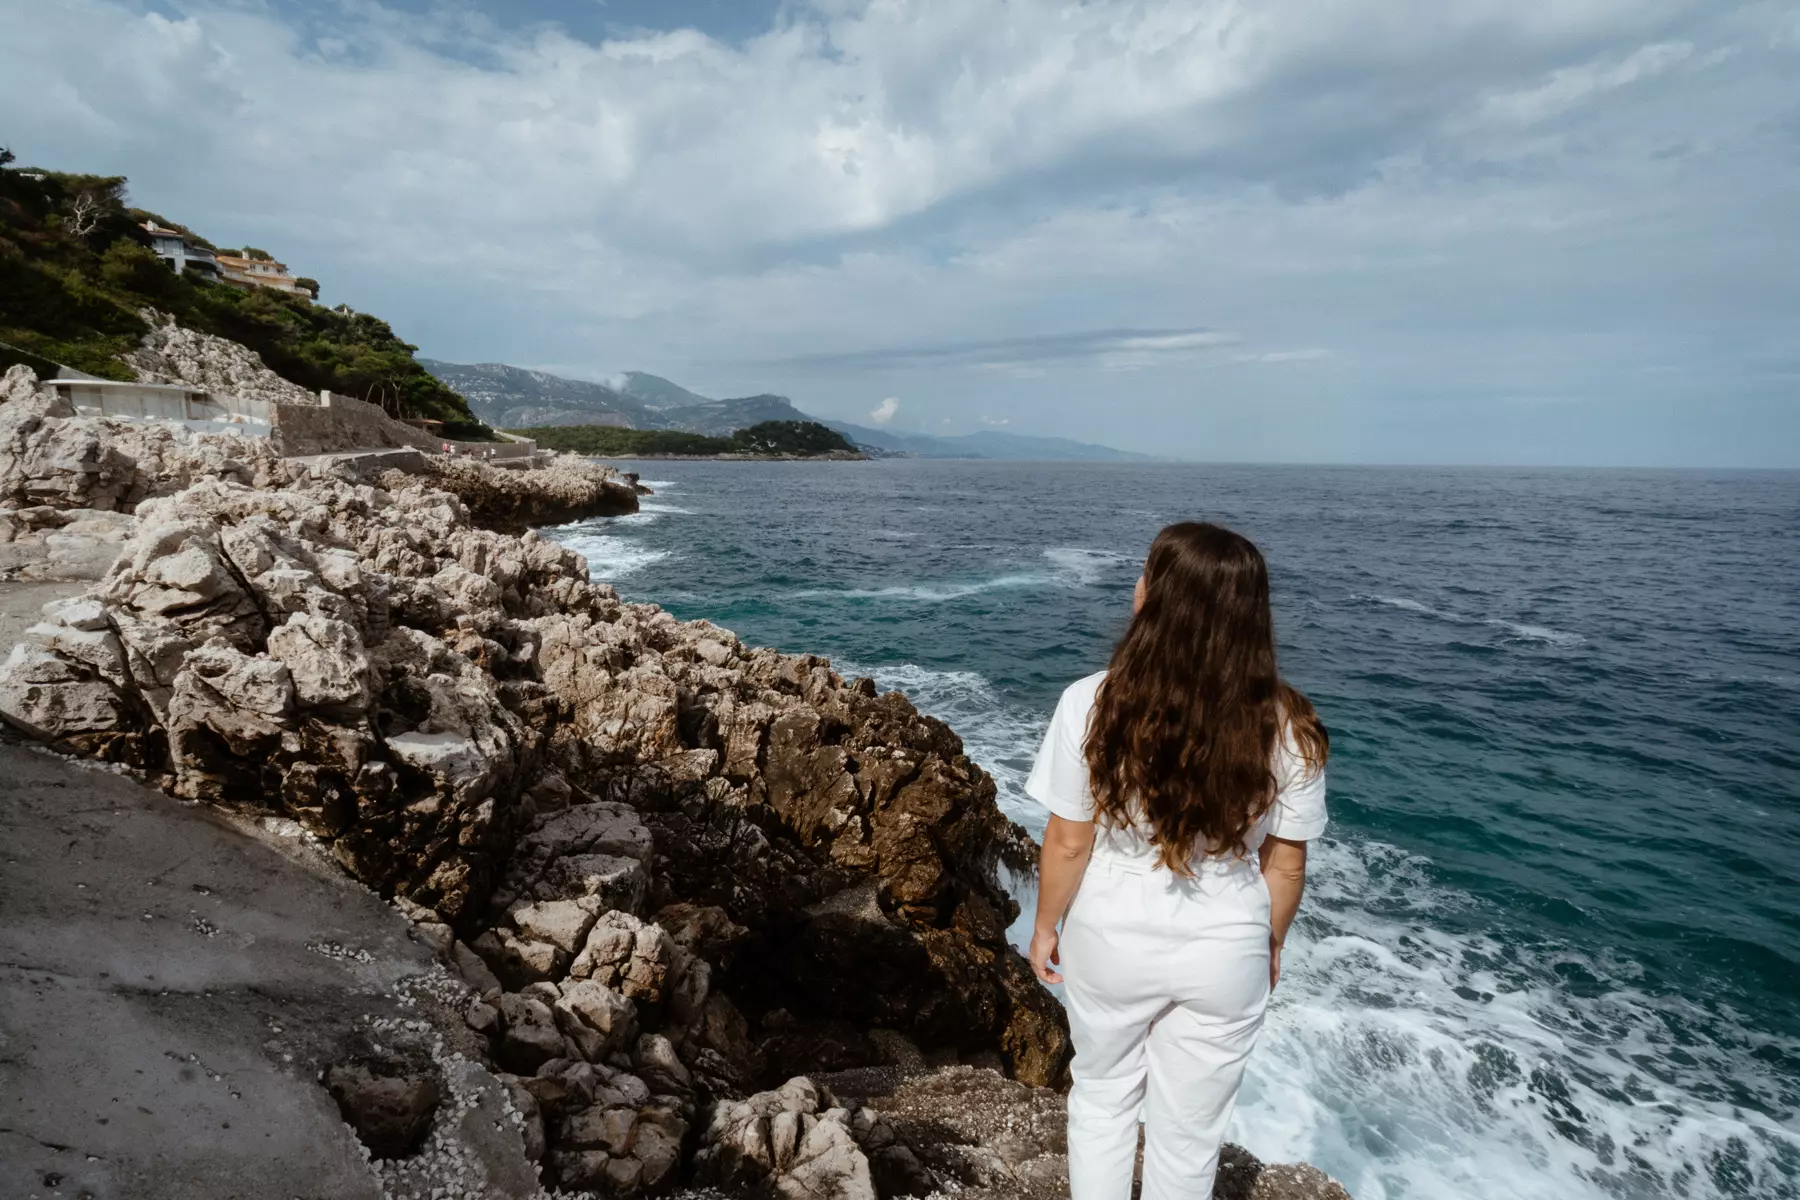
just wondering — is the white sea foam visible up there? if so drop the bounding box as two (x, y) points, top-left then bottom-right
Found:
(636, 480), (678, 490)
(1232, 836), (1799, 1199)
(1359, 594), (1585, 648)
(1368, 595), (1447, 617)
(1042, 546), (1135, 584)
(809, 546), (1129, 603)
(555, 531), (672, 578)
(817, 574), (1052, 602)
(1485, 619), (1585, 646)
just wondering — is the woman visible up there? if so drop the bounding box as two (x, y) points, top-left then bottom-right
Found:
(1026, 521), (1329, 1200)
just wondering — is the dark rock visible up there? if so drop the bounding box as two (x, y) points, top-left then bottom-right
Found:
(323, 1055), (442, 1160)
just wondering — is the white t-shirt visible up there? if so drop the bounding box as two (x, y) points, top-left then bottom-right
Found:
(1024, 670), (1327, 873)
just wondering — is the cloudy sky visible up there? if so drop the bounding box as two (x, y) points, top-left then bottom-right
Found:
(5, 0), (1798, 465)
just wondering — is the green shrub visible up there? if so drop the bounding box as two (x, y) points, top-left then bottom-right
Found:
(0, 162), (487, 430)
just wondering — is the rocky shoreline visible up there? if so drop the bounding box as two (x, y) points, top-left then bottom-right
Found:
(0, 362), (1349, 1199)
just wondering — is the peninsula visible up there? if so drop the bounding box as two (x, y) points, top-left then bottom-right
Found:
(517, 419), (866, 460)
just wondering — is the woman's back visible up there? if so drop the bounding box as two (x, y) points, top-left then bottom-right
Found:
(1027, 668), (1327, 877)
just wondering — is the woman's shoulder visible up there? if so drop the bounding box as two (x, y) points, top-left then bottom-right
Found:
(1048, 670), (1108, 736)
(1060, 669), (1109, 708)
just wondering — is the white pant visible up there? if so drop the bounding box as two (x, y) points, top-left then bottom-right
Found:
(1059, 858), (1271, 1200)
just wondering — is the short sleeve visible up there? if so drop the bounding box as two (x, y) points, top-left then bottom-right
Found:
(1025, 680), (1098, 822)
(1268, 726), (1328, 841)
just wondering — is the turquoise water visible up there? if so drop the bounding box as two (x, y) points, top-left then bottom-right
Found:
(550, 460), (1800, 1200)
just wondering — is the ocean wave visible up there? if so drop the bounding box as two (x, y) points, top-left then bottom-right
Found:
(556, 531), (673, 578)
(1357, 594), (1585, 647)
(807, 574), (1052, 602)
(802, 546), (1131, 604)
(1484, 618), (1585, 646)
(638, 501), (692, 515)
(1233, 836), (1800, 1200)
(1042, 546), (1135, 584)
(636, 479), (678, 490)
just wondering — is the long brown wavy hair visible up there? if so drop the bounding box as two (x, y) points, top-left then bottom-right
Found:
(1084, 521), (1328, 873)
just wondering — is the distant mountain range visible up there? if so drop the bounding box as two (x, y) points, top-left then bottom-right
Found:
(420, 359), (1150, 462)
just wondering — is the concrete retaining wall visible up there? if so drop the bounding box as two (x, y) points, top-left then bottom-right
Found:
(271, 392), (536, 460)
(44, 376), (531, 462)
(50, 379), (273, 428)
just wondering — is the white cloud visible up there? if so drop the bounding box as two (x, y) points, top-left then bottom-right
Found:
(869, 396), (900, 425)
(0, 0), (1794, 463)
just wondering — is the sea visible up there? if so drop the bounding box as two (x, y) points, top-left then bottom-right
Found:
(548, 459), (1800, 1200)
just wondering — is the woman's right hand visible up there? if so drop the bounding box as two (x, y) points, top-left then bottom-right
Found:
(1269, 938), (1283, 993)
(1029, 924), (1063, 985)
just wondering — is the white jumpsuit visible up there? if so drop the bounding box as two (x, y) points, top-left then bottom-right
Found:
(1025, 670), (1328, 1200)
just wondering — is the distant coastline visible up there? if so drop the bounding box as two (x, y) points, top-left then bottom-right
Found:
(515, 418), (867, 460)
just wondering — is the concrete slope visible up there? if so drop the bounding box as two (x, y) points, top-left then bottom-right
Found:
(0, 737), (480, 1200)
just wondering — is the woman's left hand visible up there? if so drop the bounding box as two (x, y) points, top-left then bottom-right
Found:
(1029, 925), (1063, 984)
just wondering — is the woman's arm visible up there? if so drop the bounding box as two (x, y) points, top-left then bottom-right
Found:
(1259, 835), (1308, 992)
(1028, 814), (1096, 984)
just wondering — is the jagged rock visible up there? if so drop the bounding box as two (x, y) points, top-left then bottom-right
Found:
(0, 366), (286, 515)
(502, 802), (652, 915)
(0, 505), (138, 581)
(693, 1076), (882, 1200)
(571, 911), (676, 1005)
(379, 453), (638, 535)
(474, 928), (570, 990)
(324, 1055), (442, 1160)
(125, 310), (320, 407)
(0, 643), (130, 746)
(553, 980), (639, 1063)
(266, 611), (372, 713)
(550, 1092), (687, 1195)
(496, 992), (569, 1074)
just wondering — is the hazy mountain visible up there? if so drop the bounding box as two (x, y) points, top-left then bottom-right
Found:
(423, 360), (1151, 459)
(830, 421), (1150, 461)
(653, 393), (816, 437)
(615, 371), (712, 411)
(940, 429), (1151, 462)
(420, 360), (650, 429)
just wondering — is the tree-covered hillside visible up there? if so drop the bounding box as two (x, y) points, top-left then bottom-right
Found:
(0, 152), (488, 436)
(517, 420), (863, 458)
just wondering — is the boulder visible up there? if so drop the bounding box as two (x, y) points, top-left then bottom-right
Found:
(496, 992), (568, 1074)
(553, 980), (639, 1063)
(323, 1055), (442, 1160)
(570, 911), (676, 1005)
(693, 1077), (881, 1200)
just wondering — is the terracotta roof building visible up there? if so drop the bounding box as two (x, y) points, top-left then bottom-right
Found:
(215, 252), (310, 296)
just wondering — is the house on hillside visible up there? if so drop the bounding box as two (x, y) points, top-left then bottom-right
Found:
(216, 250), (314, 297)
(141, 221), (221, 279)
